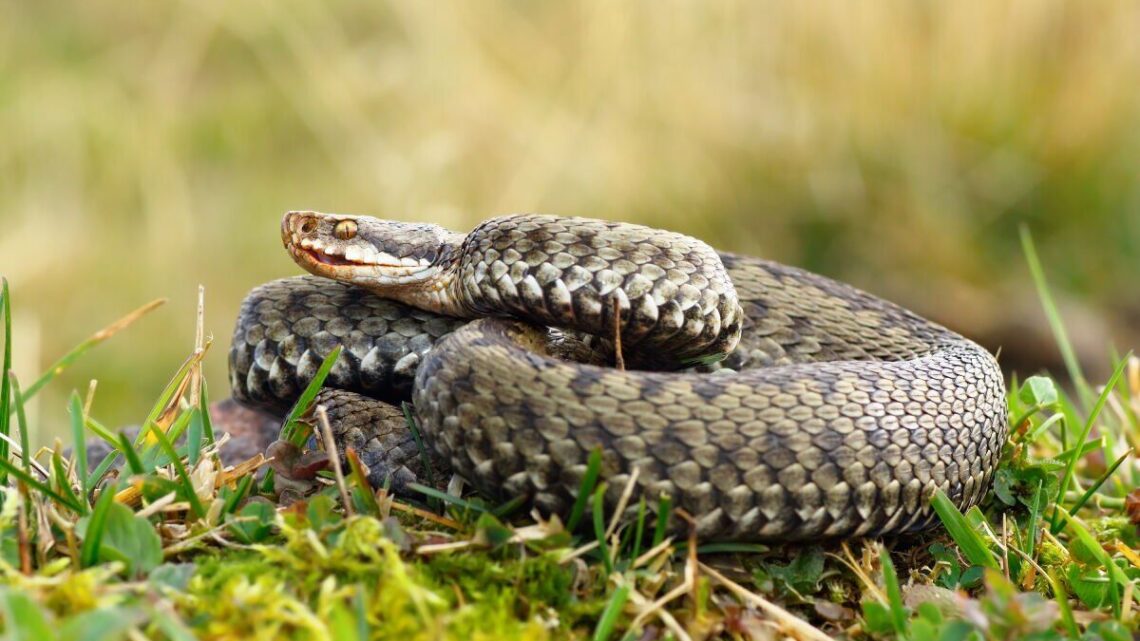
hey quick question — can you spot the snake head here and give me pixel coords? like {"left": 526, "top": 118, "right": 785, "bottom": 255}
{"left": 282, "top": 212, "right": 463, "bottom": 308}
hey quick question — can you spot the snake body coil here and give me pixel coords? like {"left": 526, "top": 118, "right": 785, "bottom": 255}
{"left": 231, "top": 212, "right": 1007, "bottom": 541}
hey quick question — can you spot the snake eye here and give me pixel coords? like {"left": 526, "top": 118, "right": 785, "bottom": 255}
{"left": 299, "top": 217, "right": 317, "bottom": 234}
{"left": 334, "top": 220, "right": 358, "bottom": 240}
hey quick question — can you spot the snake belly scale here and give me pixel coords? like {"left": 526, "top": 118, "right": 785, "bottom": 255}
{"left": 230, "top": 212, "right": 1007, "bottom": 541}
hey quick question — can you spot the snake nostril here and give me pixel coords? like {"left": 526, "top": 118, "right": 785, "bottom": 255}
{"left": 300, "top": 217, "right": 317, "bottom": 234}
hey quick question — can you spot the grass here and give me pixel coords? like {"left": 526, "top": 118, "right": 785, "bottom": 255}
{"left": 1, "top": 237, "right": 1140, "bottom": 640}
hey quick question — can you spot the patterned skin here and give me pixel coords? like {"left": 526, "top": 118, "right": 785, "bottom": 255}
{"left": 231, "top": 212, "right": 1007, "bottom": 541}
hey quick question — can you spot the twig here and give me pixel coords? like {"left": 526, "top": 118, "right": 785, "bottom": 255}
{"left": 621, "top": 575, "right": 693, "bottom": 641}
{"left": 315, "top": 406, "right": 353, "bottom": 516}
{"left": 632, "top": 537, "right": 674, "bottom": 569}
{"left": 604, "top": 466, "right": 639, "bottom": 540}
{"left": 190, "top": 285, "right": 205, "bottom": 407}
{"left": 83, "top": 380, "right": 98, "bottom": 416}
{"left": 700, "top": 562, "right": 833, "bottom": 641}
{"left": 0, "top": 432, "right": 49, "bottom": 478}
{"left": 626, "top": 508, "right": 698, "bottom": 633}
{"left": 611, "top": 295, "right": 625, "bottom": 370}
{"left": 387, "top": 499, "right": 463, "bottom": 530}
{"left": 558, "top": 540, "right": 600, "bottom": 564}
{"left": 829, "top": 542, "right": 886, "bottom": 604}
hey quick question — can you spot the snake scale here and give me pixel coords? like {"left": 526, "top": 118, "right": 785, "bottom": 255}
{"left": 229, "top": 212, "right": 1007, "bottom": 541}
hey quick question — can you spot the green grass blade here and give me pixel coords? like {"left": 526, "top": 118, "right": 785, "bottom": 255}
{"left": 1054, "top": 436, "right": 1106, "bottom": 463}
{"left": 1054, "top": 509, "right": 1129, "bottom": 618}
{"left": 136, "top": 347, "right": 206, "bottom": 449}
{"left": 198, "top": 378, "right": 216, "bottom": 447}
{"left": 141, "top": 405, "right": 195, "bottom": 471}
{"left": 1051, "top": 354, "right": 1130, "bottom": 533}
{"left": 1045, "top": 569, "right": 1080, "bottom": 638}
{"left": 0, "top": 279, "right": 12, "bottom": 478}
{"left": 566, "top": 447, "right": 603, "bottom": 532}
{"left": 1020, "top": 226, "right": 1093, "bottom": 406}
{"left": 1024, "top": 479, "right": 1044, "bottom": 561}
{"left": 592, "top": 482, "right": 613, "bottom": 574}
{"left": 490, "top": 493, "right": 528, "bottom": 519}
{"left": 83, "top": 415, "right": 118, "bottom": 446}
{"left": 281, "top": 345, "right": 343, "bottom": 442}
{"left": 402, "top": 402, "right": 437, "bottom": 505}
{"left": 261, "top": 346, "right": 342, "bottom": 493}
{"left": 931, "top": 489, "right": 999, "bottom": 570}
{"left": 51, "top": 451, "right": 87, "bottom": 514}
{"left": 9, "top": 373, "right": 31, "bottom": 474}
{"left": 1068, "top": 449, "right": 1131, "bottom": 518}
{"left": 80, "top": 486, "right": 117, "bottom": 568}
{"left": 407, "top": 482, "right": 487, "bottom": 514}
{"left": 879, "top": 547, "right": 908, "bottom": 636}
{"left": 15, "top": 299, "right": 165, "bottom": 410}
{"left": 0, "top": 454, "right": 84, "bottom": 512}
{"left": 187, "top": 408, "right": 203, "bottom": 468}
{"left": 69, "top": 392, "right": 89, "bottom": 501}
{"left": 630, "top": 498, "right": 647, "bottom": 562}
{"left": 652, "top": 493, "right": 672, "bottom": 547}
{"left": 692, "top": 543, "right": 770, "bottom": 555}
{"left": 592, "top": 583, "right": 630, "bottom": 641}
{"left": 222, "top": 474, "right": 254, "bottom": 516}
{"left": 117, "top": 432, "right": 146, "bottom": 476}
{"left": 147, "top": 421, "right": 206, "bottom": 519}
{"left": 345, "top": 448, "right": 382, "bottom": 517}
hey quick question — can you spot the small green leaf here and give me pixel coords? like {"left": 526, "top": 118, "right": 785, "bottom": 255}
{"left": 305, "top": 494, "right": 342, "bottom": 532}
{"left": 99, "top": 502, "right": 163, "bottom": 578}
{"left": 860, "top": 601, "right": 894, "bottom": 635}
{"left": 959, "top": 565, "right": 985, "bottom": 589}
{"left": 149, "top": 563, "right": 197, "bottom": 591}
{"left": 1018, "top": 376, "right": 1058, "bottom": 407}
{"left": 78, "top": 498, "right": 162, "bottom": 578}
{"left": 1065, "top": 564, "right": 1109, "bottom": 609}
{"left": 228, "top": 499, "right": 276, "bottom": 544}
{"left": 474, "top": 512, "right": 514, "bottom": 549}
{"left": 765, "top": 547, "right": 824, "bottom": 597}
{"left": 0, "top": 587, "right": 57, "bottom": 641}
{"left": 56, "top": 607, "right": 138, "bottom": 641}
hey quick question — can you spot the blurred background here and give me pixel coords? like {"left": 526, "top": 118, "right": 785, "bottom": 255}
{"left": 2, "top": 0, "right": 1138, "bottom": 444}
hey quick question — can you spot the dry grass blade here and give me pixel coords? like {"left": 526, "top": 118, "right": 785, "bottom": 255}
{"left": 699, "top": 563, "right": 832, "bottom": 641}
{"left": 190, "top": 284, "right": 205, "bottom": 408}
{"left": 621, "top": 577, "right": 692, "bottom": 641}
{"left": 14, "top": 298, "right": 167, "bottom": 407}
{"left": 604, "top": 466, "right": 639, "bottom": 540}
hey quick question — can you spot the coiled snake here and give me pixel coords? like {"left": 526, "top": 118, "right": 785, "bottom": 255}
{"left": 230, "top": 212, "right": 1007, "bottom": 541}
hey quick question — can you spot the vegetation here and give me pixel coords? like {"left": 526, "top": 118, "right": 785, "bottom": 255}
{"left": 1, "top": 237, "right": 1139, "bottom": 640}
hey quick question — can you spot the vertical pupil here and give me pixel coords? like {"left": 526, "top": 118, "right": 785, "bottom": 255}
{"left": 335, "top": 221, "right": 357, "bottom": 240}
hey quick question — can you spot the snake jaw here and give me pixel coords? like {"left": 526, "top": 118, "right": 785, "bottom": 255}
{"left": 281, "top": 211, "right": 465, "bottom": 312}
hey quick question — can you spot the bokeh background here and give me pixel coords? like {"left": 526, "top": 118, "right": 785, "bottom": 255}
{"left": 2, "top": 0, "right": 1138, "bottom": 444}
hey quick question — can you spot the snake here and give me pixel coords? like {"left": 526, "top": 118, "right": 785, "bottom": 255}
{"left": 229, "top": 212, "right": 1007, "bottom": 541}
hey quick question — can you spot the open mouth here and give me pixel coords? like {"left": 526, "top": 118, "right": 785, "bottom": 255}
{"left": 298, "top": 247, "right": 378, "bottom": 268}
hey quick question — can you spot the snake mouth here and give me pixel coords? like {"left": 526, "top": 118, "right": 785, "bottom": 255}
{"left": 297, "top": 246, "right": 391, "bottom": 268}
